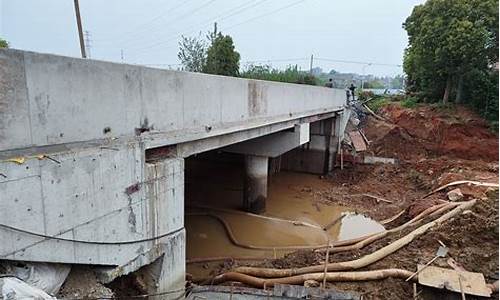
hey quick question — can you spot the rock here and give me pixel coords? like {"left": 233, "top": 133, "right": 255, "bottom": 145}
{"left": 447, "top": 188, "right": 464, "bottom": 201}
{"left": 303, "top": 280, "right": 320, "bottom": 287}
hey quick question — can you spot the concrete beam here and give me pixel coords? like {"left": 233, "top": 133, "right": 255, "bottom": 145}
{"left": 222, "top": 124, "right": 309, "bottom": 158}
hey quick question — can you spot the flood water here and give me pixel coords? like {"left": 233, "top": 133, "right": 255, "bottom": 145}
{"left": 185, "top": 155, "right": 384, "bottom": 277}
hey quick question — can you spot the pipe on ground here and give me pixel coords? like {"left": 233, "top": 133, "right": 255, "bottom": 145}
{"left": 233, "top": 200, "right": 476, "bottom": 278}
{"left": 211, "top": 269, "right": 416, "bottom": 288}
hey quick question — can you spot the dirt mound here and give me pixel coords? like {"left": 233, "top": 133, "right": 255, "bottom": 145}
{"left": 368, "top": 124, "right": 428, "bottom": 161}
{"left": 374, "top": 104, "right": 499, "bottom": 161}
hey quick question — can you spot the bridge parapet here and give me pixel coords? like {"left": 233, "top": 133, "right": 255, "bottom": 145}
{"left": 0, "top": 49, "right": 345, "bottom": 154}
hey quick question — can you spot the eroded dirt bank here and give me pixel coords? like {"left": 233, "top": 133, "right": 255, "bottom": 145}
{"left": 198, "top": 103, "right": 499, "bottom": 299}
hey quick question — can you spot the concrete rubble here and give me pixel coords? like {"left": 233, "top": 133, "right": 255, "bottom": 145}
{"left": 447, "top": 188, "right": 464, "bottom": 201}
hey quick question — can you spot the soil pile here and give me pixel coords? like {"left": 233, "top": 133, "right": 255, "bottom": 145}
{"left": 367, "top": 103, "right": 499, "bottom": 161}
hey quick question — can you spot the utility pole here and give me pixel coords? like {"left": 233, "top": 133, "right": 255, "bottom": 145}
{"left": 73, "top": 0, "right": 86, "bottom": 58}
{"left": 361, "top": 63, "right": 372, "bottom": 90}
{"left": 84, "top": 30, "right": 92, "bottom": 58}
{"left": 120, "top": 49, "right": 124, "bottom": 62}
{"left": 309, "top": 54, "right": 314, "bottom": 74}
{"left": 212, "top": 21, "right": 218, "bottom": 41}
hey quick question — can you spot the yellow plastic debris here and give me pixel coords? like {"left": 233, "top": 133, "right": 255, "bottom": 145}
{"left": 6, "top": 157, "right": 26, "bottom": 164}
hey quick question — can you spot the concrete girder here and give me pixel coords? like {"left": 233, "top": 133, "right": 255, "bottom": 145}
{"left": 221, "top": 124, "right": 310, "bottom": 158}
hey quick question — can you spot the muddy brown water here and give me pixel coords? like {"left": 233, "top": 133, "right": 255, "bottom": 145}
{"left": 185, "top": 157, "right": 384, "bottom": 277}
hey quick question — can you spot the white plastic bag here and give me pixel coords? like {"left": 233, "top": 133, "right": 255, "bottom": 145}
{"left": 0, "top": 276, "right": 56, "bottom": 299}
{"left": 1, "top": 261, "right": 71, "bottom": 295}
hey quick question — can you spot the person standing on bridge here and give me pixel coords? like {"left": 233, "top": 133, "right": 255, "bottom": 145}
{"left": 349, "top": 83, "right": 356, "bottom": 101}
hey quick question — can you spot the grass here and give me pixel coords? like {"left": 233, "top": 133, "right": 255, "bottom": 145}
{"left": 400, "top": 97, "right": 419, "bottom": 108}
{"left": 367, "top": 97, "right": 391, "bottom": 112}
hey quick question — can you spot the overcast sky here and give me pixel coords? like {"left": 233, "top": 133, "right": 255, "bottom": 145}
{"left": 1, "top": 0, "right": 425, "bottom": 76}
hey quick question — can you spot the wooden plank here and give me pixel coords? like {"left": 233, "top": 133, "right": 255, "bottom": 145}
{"left": 348, "top": 131, "right": 367, "bottom": 152}
{"left": 418, "top": 265, "right": 491, "bottom": 297}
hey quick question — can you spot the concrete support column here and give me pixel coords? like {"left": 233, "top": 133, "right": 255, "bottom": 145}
{"left": 281, "top": 117, "right": 339, "bottom": 174}
{"left": 244, "top": 155, "right": 268, "bottom": 214}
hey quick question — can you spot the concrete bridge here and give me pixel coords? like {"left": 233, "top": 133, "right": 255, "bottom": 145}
{"left": 0, "top": 49, "right": 348, "bottom": 298}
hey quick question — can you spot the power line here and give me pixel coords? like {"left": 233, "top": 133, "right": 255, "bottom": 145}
{"left": 138, "top": 57, "right": 400, "bottom": 72}
{"left": 94, "top": 0, "right": 195, "bottom": 42}
{"left": 138, "top": 58, "right": 308, "bottom": 69}
{"left": 315, "top": 57, "right": 402, "bottom": 67}
{"left": 215, "top": 0, "right": 269, "bottom": 23}
{"left": 224, "top": 0, "right": 307, "bottom": 31}
{"left": 101, "top": 0, "right": 218, "bottom": 49}
{"left": 123, "top": 0, "right": 269, "bottom": 54}
{"left": 242, "top": 57, "right": 309, "bottom": 64}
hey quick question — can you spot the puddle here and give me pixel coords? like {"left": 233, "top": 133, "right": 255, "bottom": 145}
{"left": 185, "top": 157, "right": 385, "bottom": 277}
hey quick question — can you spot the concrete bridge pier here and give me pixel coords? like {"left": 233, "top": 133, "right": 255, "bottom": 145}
{"left": 223, "top": 123, "right": 310, "bottom": 213}
{"left": 244, "top": 155, "right": 269, "bottom": 213}
{"left": 281, "top": 115, "right": 345, "bottom": 174}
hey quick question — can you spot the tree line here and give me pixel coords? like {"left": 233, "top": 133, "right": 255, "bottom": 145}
{"left": 403, "top": 0, "right": 498, "bottom": 124}
{"left": 177, "top": 30, "right": 319, "bottom": 85}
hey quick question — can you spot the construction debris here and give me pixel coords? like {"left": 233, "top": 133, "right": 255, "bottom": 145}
{"left": 348, "top": 131, "right": 368, "bottom": 152}
{"left": 417, "top": 265, "right": 492, "bottom": 297}
{"left": 405, "top": 245, "right": 448, "bottom": 281}
{"left": 186, "top": 284, "right": 361, "bottom": 300}
{"left": 447, "top": 188, "right": 464, "bottom": 201}
{"left": 0, "top": 277, "right": 56, "bottom": 300}
{"left": 0, "top": 261, "right": 71, "bottom": 295}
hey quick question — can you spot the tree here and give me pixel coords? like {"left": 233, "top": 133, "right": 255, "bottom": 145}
{"left": 0, "top": 38, "right": 8, "bottom": 48}
{"left": 177, "top": 33, "right": 207, "bottom": 72}
{"left": 203, "top": 33, "right": 240, "bottom": 76}
{"left": 403, "top": 0, "right": 498, "bottom": 103}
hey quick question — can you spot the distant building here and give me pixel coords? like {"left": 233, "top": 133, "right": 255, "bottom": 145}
{"left": 311, "top": 67, "right": 323, "bottom": 76}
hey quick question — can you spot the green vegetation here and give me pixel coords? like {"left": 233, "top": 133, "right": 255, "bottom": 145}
{"left": 403, "top": 0, "right": 498, "bottom": 124}
{"left": 240, "top": 65, "right": 317, "bottom": 85}
{"left": 177, "top": 33, "right": 207, "bottom": 72}
{"left": 400, "top": 96, "right": 419, "bottom": 108}
{"left": 203, "top": 33, "right": 240, "bottom": 76}
{"left": 0, "top": 38, "right": 8, "bottom": 48}
{"left": 362, "top": 80, "right": 385, "bottom": 89}
{"left": 366, "top": 97, "right": 390, "bottom": 112}
{"left": 178, "top": 31, "right": 240, "bottom": 76}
